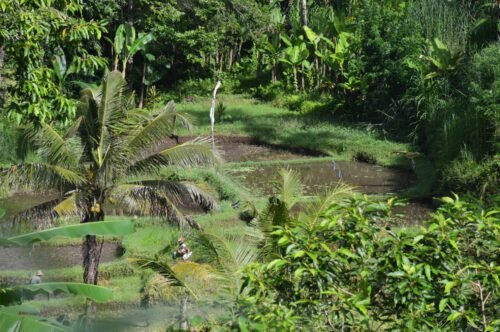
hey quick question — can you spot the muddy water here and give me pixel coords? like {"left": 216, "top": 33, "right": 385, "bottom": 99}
{"left": 229, "top": 160, "right": 416, "bottom": 195}
{"left": 0, "top": 242, "right": 121, "bottom": 270}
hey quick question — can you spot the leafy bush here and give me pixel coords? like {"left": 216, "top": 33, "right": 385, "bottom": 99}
{"left": 440, "top": 152, "right": 499, "bottom": 198}
{"left": 249, "top": 82, "right": 284, "bottom": 102}
{"left": 239, "top": 195, "right": 499, "bottom": 331}
{"left": 0, "top": 116, "right": 20, "bottom": 166}
{"left": 175, "top": 78, "right": 215, "bottom": 97}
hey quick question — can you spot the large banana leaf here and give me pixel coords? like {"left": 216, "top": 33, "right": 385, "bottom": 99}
{"left": 0, "top": 220, "right": 135, "bottom": 246}
{"left": 0, "top": 282, "right": 114, "bottom": 332}
{"left": 23, "top": 283, "right": 113, "bottom": 302}
{"left": 1, "top": 283, "right": 113, "bottom": 305}
{"left": 0, "top": 311, "right": 67, "bottom": 332}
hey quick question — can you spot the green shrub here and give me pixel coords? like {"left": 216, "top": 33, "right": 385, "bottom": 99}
{"left": 249, "top": 82, "right": 284, "bottom": 102}
{"left": 175, "top": 78, "right": 214, "bottom": 97}
{"left": 0, "top": 116, "right": 19, "bottom": 166}
{"left": 440, "top": 152, "right": 499, "bottom": 198}
{"left": 239, "top": 195, "right": 499, "bottom": 331}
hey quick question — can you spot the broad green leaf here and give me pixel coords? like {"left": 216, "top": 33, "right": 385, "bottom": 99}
{"left": 337, "top": 248, "right": 359, "bottom": 259}
{"left": 388, "top": 271, "right": 405, "bottom": 277}
{"left": 439, "top": 298, "right": 448, "bottom": 312}
{"left": 127, "top": 33, "right": 153, "bottom": 59}
{"left": 413, "top": 235, "right": 424, "bottom": 244}
{"left": 1, "top": 220, "right": 135, "bottom": 246}
{"left": 447, "top": 311, "right": 462, "bottom": 322}
{"left": 114, "top": 24, "right": 126, "bottom": 57}
{"left": 444, "top": 281, "right": 457, "bottom": 293}
{"left": 51, "top": 53, "right": 67, "bottom": 82}
{"left": 303, "top": 26, "right": 317, "bottom": 44}
{"left": 424, "top": 264, "right": 432, "bottom": 281}
{"left": 0, "top": 311, "right": 67, "bottom": 332}
{"left": 24, "top": 283, "right": 112, "bottom": 302}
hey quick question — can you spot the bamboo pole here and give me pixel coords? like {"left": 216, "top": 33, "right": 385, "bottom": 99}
{"left": 210, "top": 80, "right": 222, "bottom": 148}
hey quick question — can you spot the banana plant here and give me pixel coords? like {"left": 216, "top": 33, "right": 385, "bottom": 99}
{"left": 279, "top": 35, "right": 309, "bottom": 93}
{"left": 422, "top": 38, "right": 462, "bottom": 80}
{"left": 113, "top": 23, "right": 153, "bottom": 78}
{"left": 51, "top": 48, "right": 76, "bottom": 88}
{"left": 259, "top": 35, "right": 282, "bottom": 84}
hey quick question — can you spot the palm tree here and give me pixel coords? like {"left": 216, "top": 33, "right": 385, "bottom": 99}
{"left": 251, "top": 168, "right": 353, "bottom": 260}
{"left": 3, "top": 71, "right": 220, "bottom": 289}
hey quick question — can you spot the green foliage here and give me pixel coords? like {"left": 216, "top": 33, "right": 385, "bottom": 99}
{"left": 0, "top": 220, "right": 135, "bottom": 246}
{"left": 216, "top": 101, "right": 231, "bottom": 122}
{"left": 239, "top": 194, "right": 499, "bottom": 331}
{"left": 440, "top": 153, "right": 499, "bottom": 199}
{"left": 113, "top": 23, "right": 153, "bottom": 77}
{"left": 0, "top": 0, "right": 107, "bottom": 124}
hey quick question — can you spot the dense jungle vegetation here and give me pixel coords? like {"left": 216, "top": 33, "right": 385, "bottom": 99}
{"left": 0, "top": 0, "right": 498, "bottom": 331}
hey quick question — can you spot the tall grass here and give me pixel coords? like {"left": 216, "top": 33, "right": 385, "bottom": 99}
{"left": 409, "top": 0, "right": 480, "bottom": 54}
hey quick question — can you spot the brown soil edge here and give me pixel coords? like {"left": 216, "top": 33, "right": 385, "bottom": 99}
{"left": 177, "top": 134, "right": 328, "bottom": 157}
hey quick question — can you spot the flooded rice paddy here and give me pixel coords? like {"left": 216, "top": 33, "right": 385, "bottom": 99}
{"left": 0, "top": 137, "right": 433, "bottom": 271}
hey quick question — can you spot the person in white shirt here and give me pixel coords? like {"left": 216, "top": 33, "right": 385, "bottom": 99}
{"left": 31, "top": 270, "right": 43, "bottom": 284}
{"left": 173, "top": 236, "right": 192, "bottom": 261}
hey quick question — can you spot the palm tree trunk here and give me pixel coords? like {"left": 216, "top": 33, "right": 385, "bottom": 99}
{"left": 82, "top": 205, "right": 105, "bottom": 324}
{"left": 227, "top": 48, "right": 234, "bottom": 71}
{"left": 179, "top": 296, "right": 188, "bottom": 331}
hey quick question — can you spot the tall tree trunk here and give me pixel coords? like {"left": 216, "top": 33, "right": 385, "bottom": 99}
{"left": 0, "top": 46, "right": 4, "bottom": 95}
{"left": 293, "top": 66, "right": 298, "bottom": 93}
{"left": 139, "top": 62, "right": 146, "bottom": 108}
{"left": 227, "top": 48, "right": 234, "bottom": 71}
{"left": 219, "top": 52, "right": 224, "bottom": 73}
{"left": 82, "top": 203, "right": 105, "bottom": 325}
{"left": 315, "top": 57, "right": 320, "bottom": 90}
{"left": 128, "top": 0, "right": 134, "bottom": 26}
{"left": 237, "top": 39, "right": 243, "bottom": 61}
{"left": 179, "top": 296, "right": 188, "bottom": 331}
{"left": 255, "top": 50, "right": 262, "bottom": 78}
{"left": 300, "top": 0, "right": 308, "bottom": 26}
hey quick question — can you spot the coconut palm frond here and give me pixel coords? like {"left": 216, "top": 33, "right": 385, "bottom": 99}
{"left": 53, "top": 192, "right": 83, "bottom": 219}
{"left": 63, "top": 116, "right": 83, "bottom": 139}
{"left": 98, "top": 71, "right": 129, "bottom": 130}
{"left": 194, "top": 231, "right": 256, "bottom": 273}
{"left": 127, "top": 102, "right": 193, "bottom": 155}
{"left": 181, "top": 182, "right": 219, "bottom": 212}
{"left": 4, "top": 163, "right": 86, "bottom": 191}
{"left": 128, "top": 138, "right": 220, "bottom": 175}
{"left": 26, "top": 123, "right": 82, "bottom": 167}
{"left": 305, "top": 182, "right": 354, "bottom": 225}
{"left": 275, "top": 168, "right": 303, "bottom": 209}
{"left": 130, "top": 258, "right": 206, "bottom": 299}
{"left": 156, "top": 137, "right": 220, "bottom": 168}
{"left": 109, "top": 184, "right": 189, "bottom": 228}
{"left": 9, "top": 198, "right": 62, "bottom": 227}
{"left": 193, "top": 231, "right": 257, "bottom": 295}
{"left": 131, "top": 257, "right": 186, "bottom": 289}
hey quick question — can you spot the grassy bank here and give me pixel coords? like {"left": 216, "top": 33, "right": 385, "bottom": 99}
{"left": 177, "top": 95, "right": 418, "bottom": 168}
